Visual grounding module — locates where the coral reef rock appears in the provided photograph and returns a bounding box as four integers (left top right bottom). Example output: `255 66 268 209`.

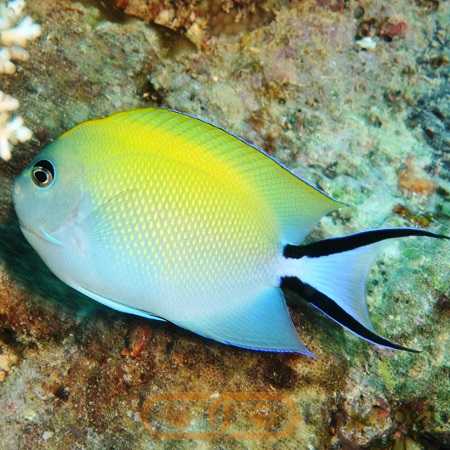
0 0 448 449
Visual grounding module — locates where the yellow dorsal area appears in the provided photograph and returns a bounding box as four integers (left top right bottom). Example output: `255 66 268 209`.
63 108 339 244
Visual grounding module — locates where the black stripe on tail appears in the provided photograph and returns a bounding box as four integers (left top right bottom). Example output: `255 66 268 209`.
281 277 418 352
284 228 449 259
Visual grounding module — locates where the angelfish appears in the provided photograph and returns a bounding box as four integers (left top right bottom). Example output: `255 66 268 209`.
13 108 448 355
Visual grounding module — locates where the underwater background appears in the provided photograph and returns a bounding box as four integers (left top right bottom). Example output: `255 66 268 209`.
0 0 448 449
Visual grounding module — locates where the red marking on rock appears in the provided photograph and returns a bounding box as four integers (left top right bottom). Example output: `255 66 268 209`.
115 0 129 9
380 21 408 39
121 323 152 358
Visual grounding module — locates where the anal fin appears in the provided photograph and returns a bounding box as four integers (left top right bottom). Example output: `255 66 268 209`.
172 288 313 356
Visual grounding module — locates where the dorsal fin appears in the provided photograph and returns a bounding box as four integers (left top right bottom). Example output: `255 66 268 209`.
77 108 340 244
168 109 341 244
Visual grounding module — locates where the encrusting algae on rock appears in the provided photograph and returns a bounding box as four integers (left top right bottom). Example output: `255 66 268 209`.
113 0 275 48
0 338 18 382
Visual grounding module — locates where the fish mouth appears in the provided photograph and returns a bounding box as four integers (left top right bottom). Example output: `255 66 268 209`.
19 222 63 247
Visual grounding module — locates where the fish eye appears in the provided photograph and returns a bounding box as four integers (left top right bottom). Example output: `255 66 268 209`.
31 160 55 188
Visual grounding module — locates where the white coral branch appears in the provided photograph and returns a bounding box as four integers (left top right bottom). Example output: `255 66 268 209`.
0 0 41 74
2 16 41 48
0 92 32 160
0 0 40 160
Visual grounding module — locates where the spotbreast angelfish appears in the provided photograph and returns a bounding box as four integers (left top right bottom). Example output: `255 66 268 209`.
13 108 448 355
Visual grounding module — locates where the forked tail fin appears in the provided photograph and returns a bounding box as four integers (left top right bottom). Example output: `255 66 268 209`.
279 228 449 352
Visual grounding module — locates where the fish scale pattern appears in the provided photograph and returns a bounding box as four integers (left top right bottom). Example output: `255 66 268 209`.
52 107 336 321
84 152 280 315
